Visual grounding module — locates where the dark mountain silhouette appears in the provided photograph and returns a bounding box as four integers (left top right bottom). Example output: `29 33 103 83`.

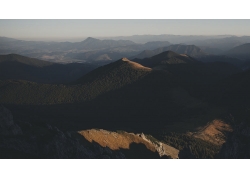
226 43 250 60
0 54 97 83
131 44 207 59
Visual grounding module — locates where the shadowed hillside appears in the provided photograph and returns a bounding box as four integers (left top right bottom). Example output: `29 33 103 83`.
226 43 250 60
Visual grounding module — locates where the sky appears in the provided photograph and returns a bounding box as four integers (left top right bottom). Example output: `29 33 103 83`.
1 20 250 41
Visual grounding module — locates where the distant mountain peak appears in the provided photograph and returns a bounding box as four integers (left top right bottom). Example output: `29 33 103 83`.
83 37 99 42
85 37 97 40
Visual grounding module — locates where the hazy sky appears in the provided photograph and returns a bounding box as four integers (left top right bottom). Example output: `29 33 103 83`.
1 20 250 41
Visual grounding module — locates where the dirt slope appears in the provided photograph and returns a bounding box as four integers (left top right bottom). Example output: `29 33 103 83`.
190 119 232 145
78 129 179 158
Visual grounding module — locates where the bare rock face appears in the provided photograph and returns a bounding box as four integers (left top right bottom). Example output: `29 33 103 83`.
0 105 22 136
138 133 179 158
217 122 250 158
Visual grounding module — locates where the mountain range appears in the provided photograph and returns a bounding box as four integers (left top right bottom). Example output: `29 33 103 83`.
1 35 250 159
131 44 207 59
0 36 170 64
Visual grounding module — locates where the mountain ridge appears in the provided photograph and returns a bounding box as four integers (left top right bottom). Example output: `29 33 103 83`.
226 43 250 60
131 44 207 59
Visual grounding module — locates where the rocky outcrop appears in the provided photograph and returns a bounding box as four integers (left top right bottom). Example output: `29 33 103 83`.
138 133 179 158
0 106 125 159
217 122 250 158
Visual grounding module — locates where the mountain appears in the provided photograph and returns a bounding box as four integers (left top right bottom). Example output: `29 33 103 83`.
0 58 152 105
133 50 198 68
189 36 250 51
76 57 151 86
107 34 232 44
0 53 53 66
0 54 97 83
73 37 136 50
0 37 171 64
0 52 240 105
0 37 136 52
226 43 250 60
142 41 171 49
131 44 207 59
